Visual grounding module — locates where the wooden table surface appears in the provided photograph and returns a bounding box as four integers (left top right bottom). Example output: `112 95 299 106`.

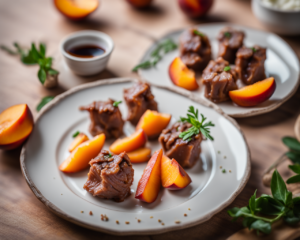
0 0 300 239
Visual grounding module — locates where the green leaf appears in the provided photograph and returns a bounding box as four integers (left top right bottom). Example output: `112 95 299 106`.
44 57 52 69
224 66 231 72
286 175 300 184
224 32 231 38
36 96 54 112
39 43 46 57
289 164 300 174
104 152 113 159
249 190 257 215
132 60 152 72
72 131 80 138
282 137 300 153
30 43 41 61
283 209 300 225
271 169 288 205
285 191 293 207
286 152 300 164
251 47 257 53
255 195 284 215
38 68 47 84
0 45 18 55
113 101 122 107
21 54 37 65
243 217 256 228
48 68 59 75
193 30 205 37
227 207 250 220
293 197 300 205
250 220 272 235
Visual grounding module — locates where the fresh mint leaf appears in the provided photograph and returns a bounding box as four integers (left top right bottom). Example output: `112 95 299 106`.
45 57 52 69
289 164 300 174
250 220 272 235
282 137 300 153
271 169 289 205
21 54 37 65
286 152 300 164
224 66 231 72
286 175 300 184
193 30 205 37
224 32 231 38
249 190 257 215
72 131 80 138
113 101 122 107
31 43 41 61
48 69 59 75
38 68 47 84
283 209 300 225
251 47 257 53
39 43 46 57
243 217 256 228
36 96 54 112
256 195 284 215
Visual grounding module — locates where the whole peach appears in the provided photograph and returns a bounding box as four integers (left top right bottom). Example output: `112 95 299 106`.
178 0 213 18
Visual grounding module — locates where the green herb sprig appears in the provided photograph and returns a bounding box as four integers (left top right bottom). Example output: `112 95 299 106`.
224 66 231 72
224 32 231 38
1 42 59 85
72 131 80 138
105 153 113 159
251 47 257 53
36 96 55 112
132 39 177 72
179 106 214 142
193 30 205 37
113 101 122 107
228 169 300 235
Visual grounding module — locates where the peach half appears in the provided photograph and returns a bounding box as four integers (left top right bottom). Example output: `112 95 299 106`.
0 104 34 150
109 129 147 154
229 77 276 107
127 147 151 163
161 155 192 190
135 149 162 203
54 0 99 21
136 110 171 139
169 57 199 91
68 133 89 152
59 133 105 173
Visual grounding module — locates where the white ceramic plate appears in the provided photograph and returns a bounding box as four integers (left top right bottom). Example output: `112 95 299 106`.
138 23 300 118
21 78 250 235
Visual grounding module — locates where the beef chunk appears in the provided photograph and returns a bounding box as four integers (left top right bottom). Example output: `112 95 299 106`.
179 28 212 71
203 71 238 103
83 150 134 202
159 122 202 168
80 99 124 139
235 45 267 85
217 27 245 64
124 82 158 125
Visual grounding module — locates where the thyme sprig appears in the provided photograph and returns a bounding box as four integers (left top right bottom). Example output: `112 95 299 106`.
179 106 214 142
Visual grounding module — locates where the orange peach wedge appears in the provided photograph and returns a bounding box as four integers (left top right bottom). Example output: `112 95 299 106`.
135 149 163 203
59 133 105 173
161 155 192 190
109 129 147 154
136 110 171 139
169 57 199 91
68 133 89 152
0 104 34 150
54 0 99 21
229 77 276 107
127 147 151 163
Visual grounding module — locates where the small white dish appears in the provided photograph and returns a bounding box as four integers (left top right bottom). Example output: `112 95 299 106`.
252 0 300 35
60 30 114 76
21 78 250 235
138 23 300 118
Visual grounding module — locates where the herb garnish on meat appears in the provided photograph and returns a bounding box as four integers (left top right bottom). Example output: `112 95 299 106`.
193 30 205 37
113 101 122 107
72 131 80 138
224 32 231 38
224 66 231 72
179 106 214 142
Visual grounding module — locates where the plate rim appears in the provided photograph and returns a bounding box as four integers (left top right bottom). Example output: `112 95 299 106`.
137 23 300 118
20 77 251 235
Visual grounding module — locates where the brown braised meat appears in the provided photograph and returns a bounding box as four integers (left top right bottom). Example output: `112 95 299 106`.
124 82 158 125
217 27 245 64
83 150 134 202
203 71 238 103
203 57 238 80
235 45 267 85
179 28 212 71
80 99 124 139
159 122 202 168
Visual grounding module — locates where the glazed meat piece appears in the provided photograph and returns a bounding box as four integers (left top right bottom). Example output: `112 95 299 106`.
217 27 245 64
124 82 158 125
203 71 238 103
179 28 212 71
203 57 238 81
83 150 134 202
235 45 267 85
80 99 124 139
159 122 202 168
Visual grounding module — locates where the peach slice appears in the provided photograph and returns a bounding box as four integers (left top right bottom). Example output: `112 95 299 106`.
169 57 199 91
135 149 162 203
59 134 105 173
127 148 151 163
229 77 276 107
161 155 192 190
136 110 171 139
109 129 147 154
68 133 89 152
0 104 34 150
54 0 99 21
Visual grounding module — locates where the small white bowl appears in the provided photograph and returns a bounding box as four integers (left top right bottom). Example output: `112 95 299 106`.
252 0 300 35
60 30 114 76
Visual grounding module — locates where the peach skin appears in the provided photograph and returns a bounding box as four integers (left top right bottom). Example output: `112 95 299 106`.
0 104 34 150
169 57 199 91
135 149 163 203
127 148 151 163
126 0 152 8
54 0 99 21
161 155 192 190
229 77 276 107
59 133 105 173
178 0 214 18
136 110 171 139
109 129 147 154
68 133 89 152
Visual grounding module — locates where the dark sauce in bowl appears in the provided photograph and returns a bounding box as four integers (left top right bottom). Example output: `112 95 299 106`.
67 45 105 58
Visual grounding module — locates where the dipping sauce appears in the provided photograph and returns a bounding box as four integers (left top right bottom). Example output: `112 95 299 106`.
67 45 105 58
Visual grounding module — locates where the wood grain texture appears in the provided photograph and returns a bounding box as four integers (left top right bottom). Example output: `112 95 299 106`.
0 0 300 239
